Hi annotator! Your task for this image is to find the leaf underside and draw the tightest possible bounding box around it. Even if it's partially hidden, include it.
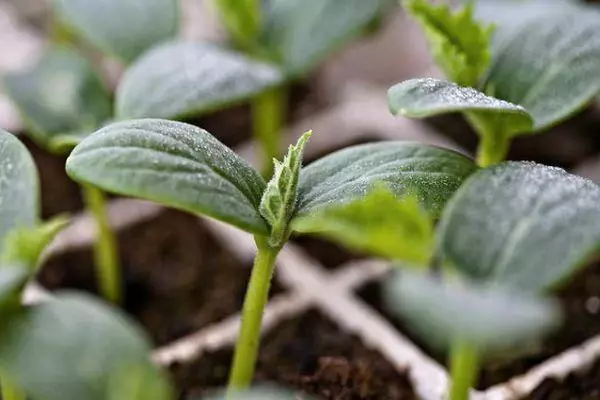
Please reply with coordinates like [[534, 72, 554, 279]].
[[438, 161, 600, 292], [66, 119, 268, 234]]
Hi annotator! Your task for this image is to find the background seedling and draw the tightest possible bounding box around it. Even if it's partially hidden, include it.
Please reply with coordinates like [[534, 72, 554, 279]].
[[3, 0, 181, 304], [297, 160, 600, 399], [0, 129, 172, 400], [389, 0, 600, 167], [116, 0, 394, 175], [65, 118, 477, 392]]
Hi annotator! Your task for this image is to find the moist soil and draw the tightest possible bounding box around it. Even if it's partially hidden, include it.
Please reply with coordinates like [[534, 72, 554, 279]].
[[170, 309, 416, 399], [358, 261, 600, 389], [37, 209, 283, 346], [524, 358, 600, 400]]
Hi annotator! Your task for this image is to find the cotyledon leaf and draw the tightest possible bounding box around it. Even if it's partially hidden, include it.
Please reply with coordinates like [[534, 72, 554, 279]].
[[438, 161, 600, 292], [388, 78, 534, 138], [0, 292, 173, 400], [295, 141, 478, 220], [66, 119, 268, 234], [52, 0, 179, 62], [0, 130, 39, 257], [480, 2, 600, 131], [384, 270, 560, 354], [116, 41, 283, 120], [3, 46, 112, 152]]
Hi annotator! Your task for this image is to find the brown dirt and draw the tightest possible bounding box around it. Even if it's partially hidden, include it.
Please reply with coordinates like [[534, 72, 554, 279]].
[[170, 309, 416, 399], [358, 261, 600, 389], [37, 209, 283, 345], [524, 359, 600, 400]]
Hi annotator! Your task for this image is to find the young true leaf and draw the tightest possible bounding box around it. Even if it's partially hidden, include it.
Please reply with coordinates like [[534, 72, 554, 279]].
[[214, 0, 262, 52], [293, 184, 434, 265], [3, 46, 112, 153], [116, 41, 283, 120], [0, 130, 39, 258], [260, 131, 311, 246], [404, 0, 494, 87], [438, 162, 600, 293], [1, 216, 70, 271], [262, 0, 392, 77], [0, 293, 173, 400], [388, 78, 534, 138], [65, 119, 268, 234], [481, 3, 600, 131], [295, 141, 478, 219], [52, 0, 179, 62], [384, 270, 560, 353]]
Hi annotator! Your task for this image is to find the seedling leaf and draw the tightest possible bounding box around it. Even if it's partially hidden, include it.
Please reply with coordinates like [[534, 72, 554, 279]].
[[0, 130, 39, 258], [116, 41, 283, 120], [262, 0, 392, 77], [482, 3, 600, 130], [388, 78, 534, 138], [206, 387, 313, 400], [215, 0, 261, 51], [52, 0, 179, 62], [438, 162, 600, 292], [404, 0, 494, 87], [66, 119, 268, 234], [296, 142, 478, 219], [260, 131, 311, 246], [293, 184, 434, 265], [3, 46, 111, 153], [0, 268, 28, 312], [0, 292, 173, 400], [384, 270, 560, 354]]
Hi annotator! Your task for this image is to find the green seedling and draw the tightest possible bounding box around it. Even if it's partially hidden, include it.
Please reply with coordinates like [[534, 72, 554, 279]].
[[114, 0, 394, 176], [0, 130, 172, 400], [298, 160, 600, 399], [388, 0, 600, 167], [3, 0, 181, 304], [64, 118, 477, 392]]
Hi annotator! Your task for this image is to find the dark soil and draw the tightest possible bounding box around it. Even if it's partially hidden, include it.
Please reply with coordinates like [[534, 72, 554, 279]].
[[524, 359, 600, 400], [358, 261, 600, 389], [38, 209, 283, 345], [171, 309, 416, 399]]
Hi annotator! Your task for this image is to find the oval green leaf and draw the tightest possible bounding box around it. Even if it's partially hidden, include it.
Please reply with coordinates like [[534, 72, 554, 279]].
[[262, 0, 392, 77], [52, 0, 179, 62], [3, 46, 112, 152], [384, 270, 560, 355], [116, 41, 283, 120], [0, 267, 29, 311], [438, 161, 600, 292], [0, 130, 39, 257], [388, 78, 534, 137], [482, 3, 600, 131], [0, 292, 172, 400], [66, 119, 268, 234], [296, 142, 478, 219]]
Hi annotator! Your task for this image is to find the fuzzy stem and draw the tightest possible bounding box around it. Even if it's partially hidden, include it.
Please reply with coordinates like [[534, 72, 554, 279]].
[[1, 372, 25, 400], [82, 185, 121, 304], [449, 341, 480, 400], [227, 236, 281, 393], [475, 132, 510, 168], [253, 86, 287, 177]]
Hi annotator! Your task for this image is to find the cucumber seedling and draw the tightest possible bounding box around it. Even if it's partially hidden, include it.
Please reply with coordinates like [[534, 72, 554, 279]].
[[65, 117, 477, 392], [296, 160, 600, 399], [389, 0, 600, 167], [3, 0, 181, 304], [115, 0, 393, 175], [0, 129, 172, 400]]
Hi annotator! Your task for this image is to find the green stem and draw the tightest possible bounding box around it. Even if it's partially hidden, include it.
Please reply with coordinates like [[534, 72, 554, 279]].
[[1, 371, 25, 400], [449, 341, 480, 400], [82, 185, 121, 304], [475, 132, 510, 168], [227, 236, 281, 393], [253, 86, 287, 177]]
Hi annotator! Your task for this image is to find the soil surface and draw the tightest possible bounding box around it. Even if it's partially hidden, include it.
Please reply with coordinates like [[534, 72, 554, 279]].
[[358, 261, 600, 389], [524, 358, 600, 400], [38, 210, 283, 345], [171, 309, 416, 399]]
